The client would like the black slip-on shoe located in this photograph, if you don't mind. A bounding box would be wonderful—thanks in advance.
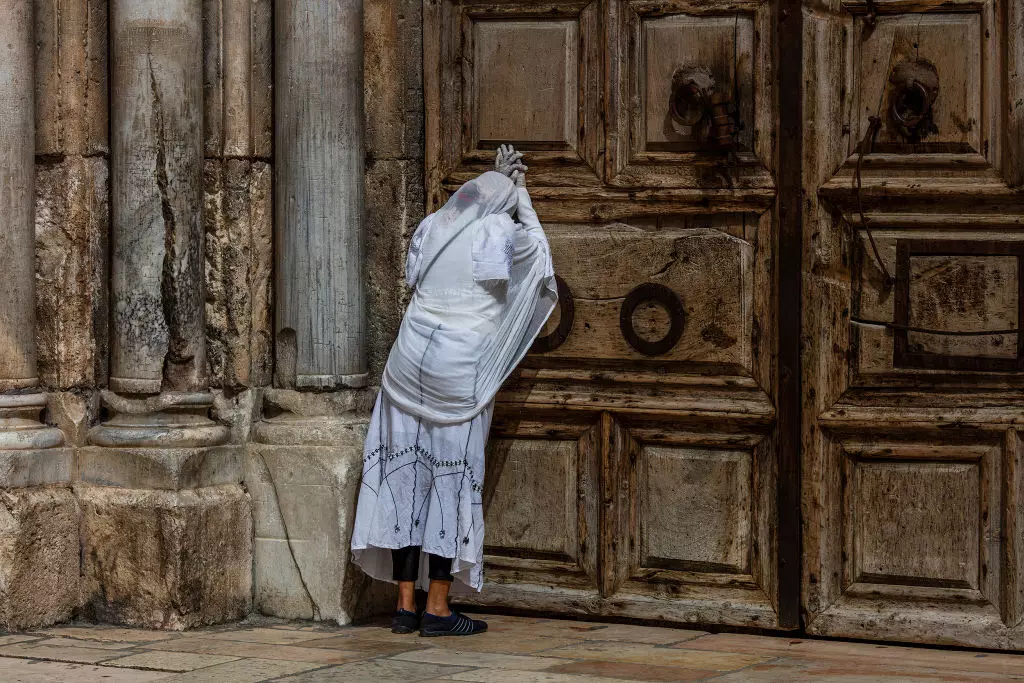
[419,611,488,637]
[391,608,419,634]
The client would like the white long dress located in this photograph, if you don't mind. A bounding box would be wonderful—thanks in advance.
[351,172,556,593]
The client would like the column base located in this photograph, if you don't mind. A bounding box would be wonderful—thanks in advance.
[77,483,252,629]
[0,448,72,488]
[80,445,243,490]
[249,397,370,625]
[0,393,65,450]
[0,486,79,630]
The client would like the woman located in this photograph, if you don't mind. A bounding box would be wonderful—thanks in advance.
[351,146,557,636]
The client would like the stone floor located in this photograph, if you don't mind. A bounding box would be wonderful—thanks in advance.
[2,613,1024,682]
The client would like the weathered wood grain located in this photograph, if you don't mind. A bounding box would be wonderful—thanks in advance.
[802,0,1024,651]
[426,0,785,632]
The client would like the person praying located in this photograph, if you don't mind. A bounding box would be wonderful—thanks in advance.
[350,145,557,637]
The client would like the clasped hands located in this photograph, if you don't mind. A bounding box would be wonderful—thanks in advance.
[494,144,528,187]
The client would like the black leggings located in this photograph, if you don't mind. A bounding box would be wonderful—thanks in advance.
[392,546,454,582]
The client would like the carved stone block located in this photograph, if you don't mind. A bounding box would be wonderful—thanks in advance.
[77,483,252,629]
[248,412,367,624]
[0,486,79,630]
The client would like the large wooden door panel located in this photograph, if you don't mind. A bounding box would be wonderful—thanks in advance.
[424,0,1024,649]
[426,0,786,628]
[803,0,1024,650]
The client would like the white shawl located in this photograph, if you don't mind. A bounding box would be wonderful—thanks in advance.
[382,171,557,423]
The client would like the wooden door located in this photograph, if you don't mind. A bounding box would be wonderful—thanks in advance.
[801,0,1024,650]
[424,0,1024,648]
[425,0,799,630]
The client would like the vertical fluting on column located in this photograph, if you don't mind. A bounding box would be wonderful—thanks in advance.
[110,0,206,394]
[0,0,63,450]
[275,0,367,390]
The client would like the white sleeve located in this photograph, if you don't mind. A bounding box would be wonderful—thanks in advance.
[515,187,543,239]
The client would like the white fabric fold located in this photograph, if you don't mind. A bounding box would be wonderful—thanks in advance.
[471,213,517,283]
[382,171,557,424]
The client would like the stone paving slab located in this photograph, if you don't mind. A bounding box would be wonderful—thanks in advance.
[2,612,1024,681]
[0,656,172,682]
[101,651,241,672]
[0,640,128,664]
[157,658,322,682]
[144,636,370,664]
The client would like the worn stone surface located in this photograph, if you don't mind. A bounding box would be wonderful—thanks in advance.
[5,616,1024,681]
[0,486,79,630]
[0,448,72,488]
[212,388,262,445]
[247,425,366,624]
[0,0,39,391]
[110,0,206,394]
[363,0,425,382]
[48,391,100,447]
[364,0,424,163]
[202,0,272,159]
[260,388,375,421]
[78,483,252,629]
[204,159,273,390]
[365,159,423,381]
[79,445,243,490]
[34,0,109,157]
[275,0,367,388]
[35,157,110,390]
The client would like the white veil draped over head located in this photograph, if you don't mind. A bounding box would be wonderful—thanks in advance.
[405,171,520,288]
[383,171,557,424]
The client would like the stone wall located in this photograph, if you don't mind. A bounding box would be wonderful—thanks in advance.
[0,0,421,629]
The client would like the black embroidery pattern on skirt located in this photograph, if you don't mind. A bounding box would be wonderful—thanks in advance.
[364,442,483,493]
[363,440,484,543]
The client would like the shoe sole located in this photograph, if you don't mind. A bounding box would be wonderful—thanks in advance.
[419,626,488,637]
[391,625,416,634]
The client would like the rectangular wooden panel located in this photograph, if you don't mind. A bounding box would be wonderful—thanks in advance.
[473,19,578,148]
[851,13,983,154]
[484,438,579,561]
[849,460,980,589]
[607,0,775,192]
[641,446,751,573]
[895,241,1023,371]
[543,221,754,370]
[852,232,1024,378]
[642,14,754,151]
[906,254,1018,361]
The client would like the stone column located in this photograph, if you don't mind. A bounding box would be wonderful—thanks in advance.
[0,0,64,452]
[109,0,205,394]
[275,0,367,390]
[79,0,251,629]
[248,0,376,625]
[0,0,78,631]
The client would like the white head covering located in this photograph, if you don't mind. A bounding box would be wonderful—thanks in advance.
[405,171,518,287]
